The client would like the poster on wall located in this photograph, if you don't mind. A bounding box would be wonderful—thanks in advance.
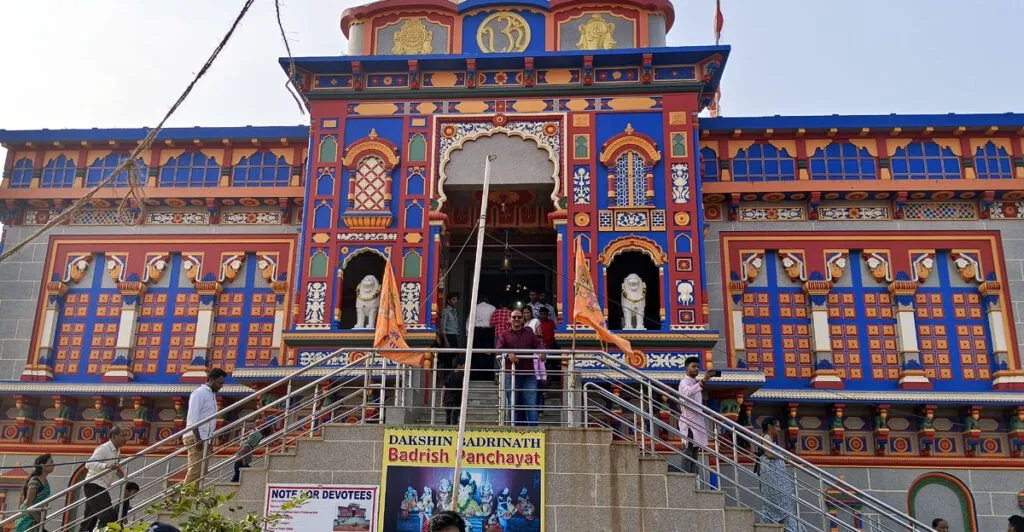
[263,483,379,531]
[378,427,545,532]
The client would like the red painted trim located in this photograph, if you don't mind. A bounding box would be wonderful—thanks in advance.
[341,0,457,38]
[549,0,675,30]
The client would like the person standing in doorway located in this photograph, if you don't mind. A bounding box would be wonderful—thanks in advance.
[536,291,556,321]
[677,356,712,475]
[184,367,227,485]
[469,295,496,378]
[439,293,461,371]
[496,310,544,426]
[81,425,128,531]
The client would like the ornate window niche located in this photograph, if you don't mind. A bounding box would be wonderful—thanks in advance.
[341,129,399,229]
[599,124,661,209]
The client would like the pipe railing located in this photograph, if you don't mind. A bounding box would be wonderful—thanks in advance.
[7,347,928,531]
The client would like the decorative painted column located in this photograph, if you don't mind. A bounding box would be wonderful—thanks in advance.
[889,273,930,390]
[962,405,982,457]
[1008,406,1024,457]
[981,275,1024,390]
[271,279,289,366]
[24,280,67,380]
[917,404,936,456]
[829,403,845,455]
[727,273,747,368]
[873,404,889,456]
[14,395,35,444]
[92,396,114,442]
[786,403,800,452]
[52,395,76,445]
[105,277,146,382]
[183,274,223,382]
[132,396,152,445]
[806,272,841,388]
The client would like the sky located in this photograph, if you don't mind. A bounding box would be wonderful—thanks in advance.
[1,0,1023,164]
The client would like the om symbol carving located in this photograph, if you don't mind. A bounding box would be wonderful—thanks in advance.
[477,12,531,53]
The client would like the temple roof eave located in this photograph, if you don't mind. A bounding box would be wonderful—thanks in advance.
[751,388,1024,407]
[700,112,1024,137]
[0,125,310,149]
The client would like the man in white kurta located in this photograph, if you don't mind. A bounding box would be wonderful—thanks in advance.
[678,356,713,474]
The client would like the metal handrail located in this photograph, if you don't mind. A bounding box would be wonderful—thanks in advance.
[565,351,931,530]
[11,347,929,531]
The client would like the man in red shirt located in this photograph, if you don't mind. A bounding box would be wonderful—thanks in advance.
[496,310,543,426]
[489,302,513,345]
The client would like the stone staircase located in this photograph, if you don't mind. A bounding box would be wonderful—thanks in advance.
[415,379,564,426]
[216,424,784,531]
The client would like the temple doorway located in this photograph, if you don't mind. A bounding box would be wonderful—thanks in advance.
[438,128,560,379]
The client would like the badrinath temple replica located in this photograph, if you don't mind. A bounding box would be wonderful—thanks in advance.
[0,0,1022,528]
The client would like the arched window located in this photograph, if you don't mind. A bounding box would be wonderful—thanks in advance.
[731,143,796,182]
[315,168,335,196]
[342,131,400,216]
[407,134,427,162]
[159,152,220,187]
[809,142,876,180]
[974,142,1013,179]
[308,250,329,278]
[318,136,338,163]
[599,124,661,208]
[8,158,33,188]
[41,155,76,188]
[613,151,648,207]
[86,153,148,188]
[233,151,290,187]
[313,201,333,229]
[891,141,960,180]
[402,250,421,277]
[700,147,719,182]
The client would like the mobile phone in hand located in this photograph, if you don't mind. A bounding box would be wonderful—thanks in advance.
[707,369,721,378]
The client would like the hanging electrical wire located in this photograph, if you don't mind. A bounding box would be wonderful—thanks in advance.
[0,0,258,265]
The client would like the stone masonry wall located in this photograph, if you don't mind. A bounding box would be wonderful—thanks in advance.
[0,223,298,381]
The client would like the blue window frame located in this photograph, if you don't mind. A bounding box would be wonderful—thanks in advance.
[9,158,33,188]
[809,142,876,180]
[159,152,220,187]
[700,147,719,182]
[41,155,76,188]
[974,142,1013,179]
[731,143,796,181]
[232,151,290,187]
[890,141,961,180]
[86,153,148,188]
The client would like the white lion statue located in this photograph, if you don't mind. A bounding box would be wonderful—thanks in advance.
[620,273,647,330]
[353,274,381,329]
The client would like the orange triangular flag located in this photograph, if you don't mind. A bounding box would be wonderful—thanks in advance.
[571,238,644,365]
[373,258,422,367]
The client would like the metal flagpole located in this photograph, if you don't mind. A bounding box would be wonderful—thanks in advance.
[450,154,496,511]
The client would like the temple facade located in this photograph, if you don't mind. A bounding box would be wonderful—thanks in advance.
[0,0,1022,528]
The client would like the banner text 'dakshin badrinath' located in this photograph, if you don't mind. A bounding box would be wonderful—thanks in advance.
[382,428,544,469]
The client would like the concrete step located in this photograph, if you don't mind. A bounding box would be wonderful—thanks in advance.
[725,506,756,531]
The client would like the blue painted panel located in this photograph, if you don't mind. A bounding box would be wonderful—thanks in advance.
[135,255,192,384]
[462,10,546,56]
[315,169,335,196]
[595,113,664,210]
[313,202,333,229]
[405,201,424,229]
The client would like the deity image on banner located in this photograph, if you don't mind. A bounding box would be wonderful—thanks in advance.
[381,467,541,532]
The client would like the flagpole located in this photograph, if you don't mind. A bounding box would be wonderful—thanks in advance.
[450,153,496,511]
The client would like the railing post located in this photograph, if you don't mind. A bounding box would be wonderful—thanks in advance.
[430,354,438,426]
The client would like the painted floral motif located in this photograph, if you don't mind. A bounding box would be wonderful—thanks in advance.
[221,210,284,224]
[989,201,1023,219]
[817,206,890,221]
[400,282,421,325]
[304,282,327,323]
[337,233,398,241]
[738,206,805,222]
[147,210,210,225]
[671,163,690,204]
[615,211,648,228]
[572,167,591,205]
[439,120,561,174]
